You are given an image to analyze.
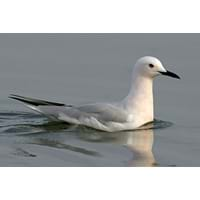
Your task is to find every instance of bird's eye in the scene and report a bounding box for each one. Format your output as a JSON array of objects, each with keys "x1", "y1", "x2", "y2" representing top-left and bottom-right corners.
[{"x1": 149, "y1": 64, "x2": 154, "y2": 68}]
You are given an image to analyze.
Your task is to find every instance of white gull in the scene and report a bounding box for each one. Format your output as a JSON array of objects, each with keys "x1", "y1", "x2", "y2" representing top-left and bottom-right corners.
[{"x1": 9, "y1": 56, "x2": 180, "y2": 132}]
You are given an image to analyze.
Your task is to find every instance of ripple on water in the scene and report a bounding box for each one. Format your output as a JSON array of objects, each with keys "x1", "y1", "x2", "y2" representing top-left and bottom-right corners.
[
  {"x1": 0, "y1": 110, "x2": 174, "y2": 166},
  {"x1": 0, "y1": 110, "x2": 173, "y2": 136},
  {"x1": 0, "y1": 111, "x2": 46, "y2": 135}
]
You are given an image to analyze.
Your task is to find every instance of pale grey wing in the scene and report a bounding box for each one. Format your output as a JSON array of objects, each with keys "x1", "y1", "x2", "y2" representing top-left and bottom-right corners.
[
  {"x1": 9, "y1": 94, "x2": 128, "y2": 124},
  {"x1": 75, "y1": 103, "x2": 128, "y2": 123}
]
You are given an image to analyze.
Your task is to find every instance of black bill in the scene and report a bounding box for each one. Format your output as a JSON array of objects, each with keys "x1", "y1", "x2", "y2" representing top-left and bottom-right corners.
[{"x1": 160, "y1": 70, "x2": 180, "y2": 79}]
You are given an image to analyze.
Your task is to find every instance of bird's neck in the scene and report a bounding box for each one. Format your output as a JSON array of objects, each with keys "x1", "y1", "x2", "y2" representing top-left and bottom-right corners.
[{"x1": 122, "y1": 74, "x2": 154, "y2": 125}]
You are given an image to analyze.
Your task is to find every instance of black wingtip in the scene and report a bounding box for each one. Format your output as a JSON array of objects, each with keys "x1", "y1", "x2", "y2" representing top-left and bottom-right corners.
[
  {"x1": 9, "y1": 95, "x2": 37, "y2": 105},
  {"x1": 9, "y1": 94, "x2": 24, "y2": 101},
  {"x1": 9, "y1": 94, "x2": 66, "y2": 107},
  {"x1": 9, "y1": 94, "x2": 20, "y2": 100}
]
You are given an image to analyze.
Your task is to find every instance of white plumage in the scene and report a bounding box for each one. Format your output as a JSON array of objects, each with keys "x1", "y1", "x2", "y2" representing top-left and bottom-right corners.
[{"x1": 10, "y1": 56, "x2": 180, "y2": 132}]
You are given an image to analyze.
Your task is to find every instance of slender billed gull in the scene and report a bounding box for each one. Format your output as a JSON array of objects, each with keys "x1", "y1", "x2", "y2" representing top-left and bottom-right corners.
[{"x1": 9, "y1": 56, "x2": 180, "y2": 132}]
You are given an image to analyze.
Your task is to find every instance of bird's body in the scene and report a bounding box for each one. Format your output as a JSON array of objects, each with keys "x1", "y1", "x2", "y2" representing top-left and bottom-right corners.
[{"x1": 9, "y1": 56, "x2": 180, "y2": 132}]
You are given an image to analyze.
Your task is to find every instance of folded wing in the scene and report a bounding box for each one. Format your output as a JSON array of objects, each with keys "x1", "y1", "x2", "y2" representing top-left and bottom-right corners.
[{"x1": 76, "y1": 103, "x2": 128, "y2": 123}]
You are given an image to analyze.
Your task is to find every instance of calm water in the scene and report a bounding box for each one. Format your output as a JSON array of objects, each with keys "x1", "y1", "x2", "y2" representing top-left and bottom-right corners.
[{"x1": 0, "y1": 34, "x2": 199, "y2": 166}]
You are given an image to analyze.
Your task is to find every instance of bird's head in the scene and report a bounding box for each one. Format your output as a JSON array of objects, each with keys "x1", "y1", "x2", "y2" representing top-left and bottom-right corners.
[{"x1": 134, "y1": 56, "x2": 180, "y2": 79}]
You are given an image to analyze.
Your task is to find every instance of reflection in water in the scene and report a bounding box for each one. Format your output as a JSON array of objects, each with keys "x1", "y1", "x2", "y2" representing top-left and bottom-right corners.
[
  {"x1": 35, "y1": 122, "x2": 157, "y2": 166},
  {"x1": 0, "y1": 111, "x2": 172, "y2": 166},
  {"x1": 29, "y1": 138, "x2": 101, "y2": 157},
  {"x1": 25, "y1": 128, "x2": 155, "y2": 166},
  {"x1": 114, "y1": 129, "x2": 155, "y2": 166},
  {"x1": 78, "y1": 127, "x2": 156, "y2": 166},
  {"x1": 78, "y1": 120, "x2": 172, "y2": 166}
]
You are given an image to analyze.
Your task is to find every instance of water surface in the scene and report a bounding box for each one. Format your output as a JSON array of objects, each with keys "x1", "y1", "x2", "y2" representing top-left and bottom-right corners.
[{"x1": 0, "y1": 34, "x2": 199, "y2": 166}]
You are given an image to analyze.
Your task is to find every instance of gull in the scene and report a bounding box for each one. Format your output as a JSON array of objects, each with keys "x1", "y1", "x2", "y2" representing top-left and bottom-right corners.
[{"x1": 9, "y1": 56, "x2": 180, "y2": 132}]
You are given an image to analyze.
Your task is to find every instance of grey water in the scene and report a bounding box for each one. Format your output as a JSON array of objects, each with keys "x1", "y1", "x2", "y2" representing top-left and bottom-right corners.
[{"x1": 0, "y1": 34, "x2": 199, "y2": 166}]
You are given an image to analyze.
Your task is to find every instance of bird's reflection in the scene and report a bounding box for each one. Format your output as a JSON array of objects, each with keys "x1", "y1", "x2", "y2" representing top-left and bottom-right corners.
[
  {"x1": 114, "y1": 129, "x2": 155, "y2": 166},
  {"x1": 76, "y1": 122, "x2": 156, "y2": 166},
  {"x1": 19, "y1": 121, "x2": 157, "y2": 166}
]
